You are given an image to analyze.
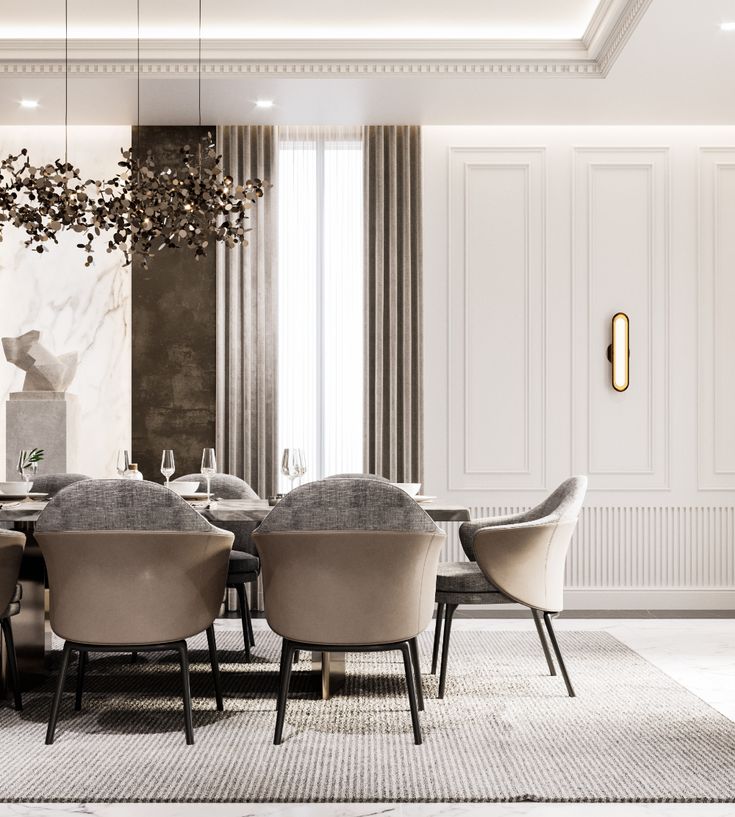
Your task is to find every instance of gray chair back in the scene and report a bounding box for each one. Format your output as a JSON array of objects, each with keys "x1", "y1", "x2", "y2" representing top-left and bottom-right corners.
[
  {"x1": 460, "y1": 475, "x2": 587, "y2": 560},
  {"x1": 326, "y1": 473, "x2": 389, "y2": 482},
  {"x1": 31, "y1": 473, "x2": 91, "y2": 497},
  {"x1": 175, "y1": 473, "x2": 259, "y2": 500},
  {"x1": 35, "y1": 480, "x2": 233, "y2": 644},
  {"x1": 254, "y1": 479, "x2": 444, "y2": 645},
  {"x1": 0, "y1": 529, "x2": 25, "y2": 618}
]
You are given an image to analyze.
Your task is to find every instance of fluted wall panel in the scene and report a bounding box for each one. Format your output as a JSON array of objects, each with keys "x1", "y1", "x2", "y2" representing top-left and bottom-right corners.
[{"x1": 437, "y1": 506, "x2": 735, "y2": 591}]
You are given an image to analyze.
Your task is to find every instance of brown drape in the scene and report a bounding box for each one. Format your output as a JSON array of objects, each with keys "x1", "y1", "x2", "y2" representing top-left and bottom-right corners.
[
  {"x1": 363, "y1": 126, "x2": 423, "y2": 482},
  {"x1": 216, "y1": 126, "x2": 278, "y2": 497}
]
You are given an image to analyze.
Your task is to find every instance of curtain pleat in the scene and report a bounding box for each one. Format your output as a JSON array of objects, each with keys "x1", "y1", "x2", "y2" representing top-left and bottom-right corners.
[
  {"x1": 216, "y1": 126, "x2": 278, "y2": 497},
  {"x1": 363, "y1": 126, "x2": 423, "y2": 482}
]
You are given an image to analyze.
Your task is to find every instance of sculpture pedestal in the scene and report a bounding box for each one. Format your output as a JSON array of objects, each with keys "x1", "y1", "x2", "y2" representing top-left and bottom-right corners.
[{"x1": 5, "y1": 392, "x2": 80, "y2": 478}]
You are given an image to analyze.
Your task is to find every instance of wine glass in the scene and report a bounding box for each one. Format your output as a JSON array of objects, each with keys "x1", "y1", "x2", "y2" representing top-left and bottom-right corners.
[
  {"x1": 116, "y1": 448, "x2": 130, "y2": 477},
  {"x1": 201, "y1": 448, "x2": 217, "y2": 500},
  {"x1": 281, "y1": 448, "x2": 306, "y2": 492},
  {"x1": 161, "y1": 449, "x2": 175, "y2": 486}
]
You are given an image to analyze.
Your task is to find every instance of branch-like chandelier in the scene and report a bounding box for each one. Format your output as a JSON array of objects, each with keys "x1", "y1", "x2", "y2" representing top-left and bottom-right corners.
[{"x1": 0, "y1": 0, "x2": 265, "y2": 268}]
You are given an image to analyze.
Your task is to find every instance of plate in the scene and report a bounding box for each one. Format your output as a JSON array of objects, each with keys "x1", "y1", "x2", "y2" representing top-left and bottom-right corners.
[
  {"x1": 415, "y1": 495, "x2": 437, "y2": 504},
  {"x1": 0, "y1": 492, "x2": 48, "y2": 501}
]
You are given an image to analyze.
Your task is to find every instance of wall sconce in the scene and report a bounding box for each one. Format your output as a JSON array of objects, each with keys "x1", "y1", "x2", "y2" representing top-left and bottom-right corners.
[{"x1": 606, "y1": 312, "x2": 630, "y2": 392}]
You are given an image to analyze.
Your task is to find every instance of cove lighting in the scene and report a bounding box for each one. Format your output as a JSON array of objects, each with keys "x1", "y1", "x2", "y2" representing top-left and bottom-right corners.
[
  {"x1": 720, "y1": 21, "x2": 735, "y2": 31},
  {"x1": 255, "y1": 99, "x2": 274, "y2": 109},
  {"x1": 20, "y1": 99, "x2": 39, "y2": 109}
]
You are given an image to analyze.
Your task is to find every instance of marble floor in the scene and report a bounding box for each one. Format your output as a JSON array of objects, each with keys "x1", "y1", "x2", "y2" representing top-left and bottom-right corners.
[{"x1": 2, "y1": 616, "x2": 734, "y2": 817}]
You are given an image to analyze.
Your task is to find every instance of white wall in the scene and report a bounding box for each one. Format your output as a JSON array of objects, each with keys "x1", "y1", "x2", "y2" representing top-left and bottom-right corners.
[
  {"x1": 0, "y1": 127, "x2": 131, "y2": 479},
  {"x1": 423, "y1": 126, "x2": 735, "y2": 608}
]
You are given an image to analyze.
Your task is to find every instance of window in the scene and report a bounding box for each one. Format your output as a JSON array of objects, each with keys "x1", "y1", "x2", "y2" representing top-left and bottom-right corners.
[{"x1": 277, "y1": 126, "x2": 363, "y2": 488}]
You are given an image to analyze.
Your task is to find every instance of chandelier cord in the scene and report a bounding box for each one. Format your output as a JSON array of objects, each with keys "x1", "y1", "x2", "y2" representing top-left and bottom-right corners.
[
  {"x1": 198, "y1": 0, "x2": 202, "y2": 128},
  {"x1": 136, "y1": 0, "x2": 140, "y2": 159},
  {"x1": 64, "y1": 0, "x2": 68, "y2": 163}
]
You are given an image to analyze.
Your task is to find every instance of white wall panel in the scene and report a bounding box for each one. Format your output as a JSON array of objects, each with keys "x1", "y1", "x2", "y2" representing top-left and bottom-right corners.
[
  {"x1": 448, "y1": 148, "x2": 545, "y2": 490},
  {"x1": 572, "y1": 148, "x2": 669, "y2": 490},
  {"x1": 423, "y1": 127, "x2": 735, "y2": 609},
  {"x1": 699, "y1": 148, "x2": 735, "y2": 490}
]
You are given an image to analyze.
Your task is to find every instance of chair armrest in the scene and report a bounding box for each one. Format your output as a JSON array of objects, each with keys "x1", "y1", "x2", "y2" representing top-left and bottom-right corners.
[
  {"x1": 472, "y1": 518, "x2": 577, "y2": 612},
  {"x1": 458, "y1": 511, "x2": 534, "y2": 559}
]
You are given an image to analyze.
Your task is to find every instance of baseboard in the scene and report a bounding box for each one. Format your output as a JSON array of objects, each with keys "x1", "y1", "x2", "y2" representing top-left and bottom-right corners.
[
  {"x1": 457, "y1": 589, "x2": 735, "y2": 611},
  {"x1": 563, "y1": 589, "x2": 735, "y2": 610}
]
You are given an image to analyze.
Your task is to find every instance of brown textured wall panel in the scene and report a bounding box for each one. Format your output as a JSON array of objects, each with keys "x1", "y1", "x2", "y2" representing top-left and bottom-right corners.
[{"x1": 131, "y1": 126, "x2": 216, "y2": 482}]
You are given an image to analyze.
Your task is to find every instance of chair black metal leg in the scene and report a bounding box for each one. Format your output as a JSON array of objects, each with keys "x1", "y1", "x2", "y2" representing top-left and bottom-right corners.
[
  {"x1": 1, "y1": 618, "x2": 22, "y2": 711},
  {"x1": 531, "y1": 608, "x2": 556, "y2": 676},
  {"x1": 408, "y1": 637, "x2": 424, "y2": 711},
  {"x1": 46, "y1": 641, "x2": 73, "y2": 744},
  {"x1": 74, "y1": 650, "x2": 87, "y2": 711},
  {"x1": 438, "y1": 603, "x2": 458, "y2": 699},
  {"x1": 130, "y1": 651, "x2": 138, "y2": 663},
  {"x1": 292, "y1": 649, "x2": 300, "y2": 664},
  {"x1": 234, "y1": 584, "x2": 252, "y2": 662},
  {"x1": 244, "y1": 584, "x2": 256, "y2": 647},
  {"x1": 543, "y1": 613, "x2": 575, "y2": 698},
  {"x1": 274, "y1": 639, "x2": 295, "y2": 745},
  {"x1": 400, "y1": 642, "x2": 422, "y2": 745},
  {"x1": 206, "y1": 625, "x2": 224, "y2": 711},
  {"x1": 431, "y1": 603, "x2": 445, "y2": 674},
  {"x1": 175, "y1": 642, "x2": 195, "y2": 744}
]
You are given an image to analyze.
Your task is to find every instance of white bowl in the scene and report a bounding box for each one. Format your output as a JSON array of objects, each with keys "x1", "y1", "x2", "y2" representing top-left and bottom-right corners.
[
  {"x1": 0, "y1": 481, "x2": 33, "y2": 495},
  {"x1": 392, "y1": 482, "x2": 422, "y2": 497},
  {"x1": 167, "y1": 481, "x2": 200, "y2": 495}
]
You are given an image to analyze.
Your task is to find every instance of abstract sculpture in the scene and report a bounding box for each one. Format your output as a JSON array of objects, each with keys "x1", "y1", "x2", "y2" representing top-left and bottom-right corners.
[{"x1": 2, "y1": 330, "x2": 78, "y2": 392}]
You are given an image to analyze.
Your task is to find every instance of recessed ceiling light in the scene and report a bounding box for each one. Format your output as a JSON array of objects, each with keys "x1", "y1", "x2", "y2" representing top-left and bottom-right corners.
[
  {"x1": 720, "y1": 21, "x2": 735, "y2": 31},
  {"x1": 20, "y1": 99, "x2": 39, "y2": 109},
  {"x1": 255, "y1": 99, "x2": 274, "y2": 109}
]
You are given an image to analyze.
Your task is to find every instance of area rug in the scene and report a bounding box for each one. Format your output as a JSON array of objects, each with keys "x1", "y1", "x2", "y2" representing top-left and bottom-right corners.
[{"x1": 1, "y1": 628, "x2": 734, "y2": 803}]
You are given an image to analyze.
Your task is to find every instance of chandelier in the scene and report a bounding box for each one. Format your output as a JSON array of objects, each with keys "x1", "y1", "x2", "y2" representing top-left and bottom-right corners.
[{"x1": 0, "y1": 0, "x2": 265, "y2": 268}]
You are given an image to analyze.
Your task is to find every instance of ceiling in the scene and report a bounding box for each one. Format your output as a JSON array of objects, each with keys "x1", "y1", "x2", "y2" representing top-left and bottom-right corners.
[
  {"x1": 0, "y1": 0, "x2": 603, "y2": 40},
  {"x1": 0, "y1": 0, "x2": 734, "y2": 125}
]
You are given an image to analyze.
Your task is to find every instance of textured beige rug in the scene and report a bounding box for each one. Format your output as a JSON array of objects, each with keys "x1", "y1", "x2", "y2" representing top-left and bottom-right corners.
[{"x1": 1, "y1": 629, "x2": 734, "y2": 803}]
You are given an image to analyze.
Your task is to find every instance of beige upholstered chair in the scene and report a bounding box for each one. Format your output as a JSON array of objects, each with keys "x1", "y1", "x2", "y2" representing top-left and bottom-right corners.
[
  {"x1": 433, "y1": 476, "x2": 587, "y2": 698},
  {"x1": 326, "y1": 473, "x2": 389, "y2": 482},
  {"x1": 253, "y1": 478, "x2": 445, "y2": 745},
  {"x1": 175, "y1": 472, "x2": 260, "y2": 661},
  {"x1": 0, "y1": 529, "x2": 25, "y2": 711},
  {"x1": 35, "y1": 480, "x2": 234, "y2": 745},
  {"x1": 30, "y1": 473, "x2": 91, "y2": 497}
]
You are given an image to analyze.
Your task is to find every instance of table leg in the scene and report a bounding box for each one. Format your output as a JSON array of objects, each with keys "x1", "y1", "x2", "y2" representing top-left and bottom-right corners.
[
  {"x1": 13, "y1": 526, "x2": 48, "y2": 690},
  {"x1": 311, "y1": 650, "x2": 346, "y2": 699}
]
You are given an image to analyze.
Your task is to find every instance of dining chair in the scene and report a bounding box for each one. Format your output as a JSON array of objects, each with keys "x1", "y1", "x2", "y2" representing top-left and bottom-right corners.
[
  {"x1": 253, "y1": 478, "x2": 445, "y2": 745},
  {"x1": 0, "y1": 529, "x2": 25, "y2": 711},
  {"x1": 30, "y1": 473, "x2": 91, "y2": 497},
  {"x1": 432, "y1": 476, "x2": 587, "y2": 699},
  {"x1": 35, "y1": 479, "x2": 233, "y2": 745},
  {"x1": 326, "y1": 473, "x2": 389, "y2": 481},
  {"x1": 175, "y1": 472, "x2": 260, "y2": 661}
]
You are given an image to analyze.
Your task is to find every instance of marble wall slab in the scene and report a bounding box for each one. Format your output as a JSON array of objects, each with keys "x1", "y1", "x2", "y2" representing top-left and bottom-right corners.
[{"x1": 0, "y1": 126, "x2": 132, "y2": 479}]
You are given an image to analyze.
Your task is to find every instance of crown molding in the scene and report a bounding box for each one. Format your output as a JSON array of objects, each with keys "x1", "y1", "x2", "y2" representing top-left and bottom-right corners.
[{"x1": 0, "y1": 0, "x2": 651, "y2": 78}]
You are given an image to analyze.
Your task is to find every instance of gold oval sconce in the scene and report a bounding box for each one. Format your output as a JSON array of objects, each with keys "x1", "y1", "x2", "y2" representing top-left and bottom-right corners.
[{"x1": 606, "y1": 312, "x2": 630, "y2": 392}]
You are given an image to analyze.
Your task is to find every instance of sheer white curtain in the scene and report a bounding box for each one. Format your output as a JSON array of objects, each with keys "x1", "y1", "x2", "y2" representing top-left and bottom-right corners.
[{"x1": 277, "y1": 126, "x2": 363, "y2": 489}]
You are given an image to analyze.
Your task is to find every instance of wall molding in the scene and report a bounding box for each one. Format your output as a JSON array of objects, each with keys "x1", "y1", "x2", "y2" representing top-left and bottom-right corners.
[
  {"x1": 698, "y1": 147, "x2": 735, "y2": 490},
  {"x1": 0, "y1": 0, "x2": 651, "y2": 78},
  {"x1": 571, "y1": 147, "x2": 670, "y2": 490},
  {"x1": 447, "y1": 147, "x2": 546, "y2": 491}
]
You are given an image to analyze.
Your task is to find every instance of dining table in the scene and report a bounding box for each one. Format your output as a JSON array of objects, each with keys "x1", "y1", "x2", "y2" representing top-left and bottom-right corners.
[{"x1": 0, "y1": 495, "x2": 470, "y2": 699}]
